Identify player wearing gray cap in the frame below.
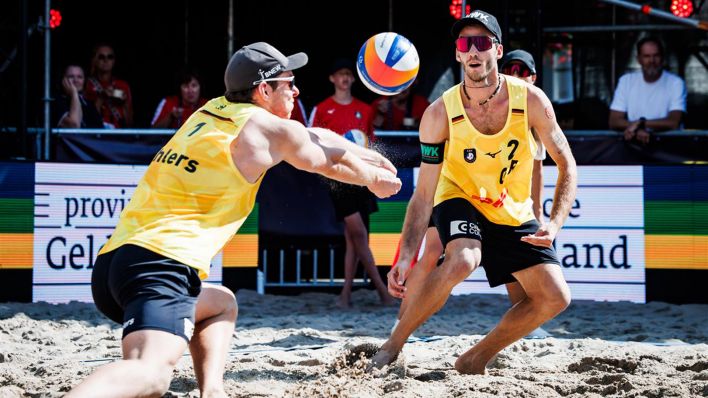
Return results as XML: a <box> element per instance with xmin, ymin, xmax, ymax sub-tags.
<box><xmin>67</xmin><ymin>42</ymin><xmax>401</xmax><ymax>398</ymax></box>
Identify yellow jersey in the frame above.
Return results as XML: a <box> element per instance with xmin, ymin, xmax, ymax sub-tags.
<box><xmin>435</xmin><ymin>75</ymin><xmax>537</xmax><ymax>226</ymax></box>
<box><xmin>99</xmin><ymin>97</ymin><xmax>263</xmax><ymax>279</ymax></box>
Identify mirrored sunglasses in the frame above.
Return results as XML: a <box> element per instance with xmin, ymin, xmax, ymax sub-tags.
<box><xmin>455</xmin><ymin>36</ymin><xmax>498</xmax><ymax>52</ymax></box>
<box><xmin>501</xmin><ymin>63</ymin><xmax>532</xmax><ymax>78</ymax></box>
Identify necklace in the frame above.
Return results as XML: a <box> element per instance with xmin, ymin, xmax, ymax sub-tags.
<box><xmin>462</xmin><ymin>75</ymin><xmax>503</xmax><ymax>106</ymax></box>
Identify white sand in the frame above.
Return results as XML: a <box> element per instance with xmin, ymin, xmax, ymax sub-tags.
<box><xmin>1</xmin><ymin>289</ymin><xmax>707</xmax><ymax>397</ymax></box>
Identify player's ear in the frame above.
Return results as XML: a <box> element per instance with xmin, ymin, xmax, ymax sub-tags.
<box><xmin>496</xmin><ymin>44</ymin><xmax>504</xmax><ymax>60</ymax></box>
<box><xmin>255</xmin><ymin>81</ymin><xmax>270</xmax><ymax>99</ymax></box>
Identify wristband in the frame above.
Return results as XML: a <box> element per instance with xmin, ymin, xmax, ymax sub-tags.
<box><xmin>420</xmin><ymin>142</ymin><xmax>445</xmax><ymax>164</ymax></box>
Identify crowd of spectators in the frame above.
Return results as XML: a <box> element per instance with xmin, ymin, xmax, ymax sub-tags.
<box><xmin>54</xmin><ymin>36</ymin><xmax>688</xmax><ymax>141</ymax></box>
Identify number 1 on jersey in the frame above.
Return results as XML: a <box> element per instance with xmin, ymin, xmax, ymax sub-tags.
<box><xmin>187</xmin><ymin>122</ymin><xmax>206</xmax><ymax>137</ymax></box>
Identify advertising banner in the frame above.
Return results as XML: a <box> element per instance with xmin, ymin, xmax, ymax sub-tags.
<box><xmin>32</xmin><ymin>163</ymin><xmax>223</xmax><ymax>303</ymax></box>
<box><xmin>451</xmin><ymin>166</ymin><xmax>646</xmax><ymax>302</ymax></box>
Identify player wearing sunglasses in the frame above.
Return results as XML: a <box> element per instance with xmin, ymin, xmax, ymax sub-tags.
<box><xmin>67</xmin><ymin>42</ymin><xmax>401</xmax><ymax>398</ymax></box>
<box><xmin>372</xmin><ymin>10</ymin><xmax>577</xmax><ymax>375</ymax></box>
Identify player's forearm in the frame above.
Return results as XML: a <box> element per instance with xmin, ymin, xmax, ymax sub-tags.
<box><xmin>531</xmin><ymin>163</ymin><xmax>543</xmax><ymax>222</ymax></box>
<box><xmin>549</xmin><ymin>162</ymin><xmax>577</xmax><ymax>229</ymax></box>
<box><xmin>321</xmin><ymin>150</ymin><xmax>380</xmax><ymax>187</ymax></box>
<box><xmin>398</xmin><ymin>193</ymin><xmax>433</xmax><ymax>264</ymax></box>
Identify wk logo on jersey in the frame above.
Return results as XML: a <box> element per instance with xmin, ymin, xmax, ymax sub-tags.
<box><xmin>464</xmin><ymin>148</ymin><xmax>476</xmax><ymax>163</ymax></box>
<box><xmin>485</xmin><ymin>150</ymin><xmax>502</xmax><ymax>158</ymax></box>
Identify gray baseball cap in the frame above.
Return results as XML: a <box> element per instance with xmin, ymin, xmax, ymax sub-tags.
<box><xmin>451</xmin><ymin>10</ymin><xmax>502</xmax><ymax>43</ymax></box>
<box><xmin>500</xmin><ymin>49</ymin><xmax>536</xmax><ymax>74</ymax></box>
<box><xmin>224</xmin><ymin>42</ymin><xmax>308</xmax><ymax>92</ymax></box>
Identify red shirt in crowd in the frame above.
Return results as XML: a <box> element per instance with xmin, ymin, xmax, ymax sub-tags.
<box><xmin>310</xmin><ymin>97</ymin><xmax>374</xmax><ymax>140</ymax></box>
<box><xmin>84</xmin><ymin>77</ymin><xmax>133</xmax><ymax>128</ymax></box>
<box><xmin>370</xmin><ymin>94</ymin><xmax>429</xmax><ymax>130</ymax></box>
<box><xmin>150</xmin><ymin>96</ymin><xmax>208</xmax><ymax>129</ymax></box>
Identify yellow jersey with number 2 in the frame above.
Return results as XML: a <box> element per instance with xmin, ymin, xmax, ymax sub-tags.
<box><xmin>435</xmin><ymin>75</ymin><xmax>537</xmax><ymax>226</ymax></box>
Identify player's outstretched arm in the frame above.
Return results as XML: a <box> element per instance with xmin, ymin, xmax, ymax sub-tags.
<box><xmin>307</xmin><ymin>127</ymin><xmax>397</xmax><ymax>175</ymax></box>
<box><xmin>522</xmin><ymin>86</ymin><xmax>577</xmax><ymax>248</ymax></box>
<box><xmin>274</xmin><ymin>119</ymin><xmax>401</xmax><ymax>198</ymax></box>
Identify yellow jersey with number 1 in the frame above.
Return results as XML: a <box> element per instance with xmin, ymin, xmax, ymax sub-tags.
<box><xmin>99</xmin><ymin>97</ymin><xmax>263</xmax><ymax>279</ymax></box>
<box><xmin>435</xmin><ymin>75</ymin><xmax>537</xmax><ymax>226</ymax></box>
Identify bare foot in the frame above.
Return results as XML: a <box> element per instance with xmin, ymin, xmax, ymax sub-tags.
<box><xmin>336</xmin><ymin>296</ymin><xmax>352</xmax><ymax>309</ymax></box>
<box><xmin>380</xmin><ymin>294</ymin><xmax>397</xmax><ymax>306</ymax></box>
<box><xmin>454</xmin><ymin>350</ymin><xmax>488</xmax><ymax>375</ymax></box>
<box><xmin>367</xmin><ymin>347</ymin><xmax>399</xmax><ymax>371</ymax></box>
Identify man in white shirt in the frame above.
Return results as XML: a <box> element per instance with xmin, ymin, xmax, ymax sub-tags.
<box><xmin>608</xmin><ymin>37</ymin><xmax>686</xmax><ymax>144</ymax></box>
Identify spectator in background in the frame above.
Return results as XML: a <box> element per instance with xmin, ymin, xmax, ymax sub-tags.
<box><xmin>85</xmin><ymin>43</ymin><xmax>134</xmax><ymax>128</ymax></box>
<box><xmin>53</xmin><ymin>64</ymin><xmax>104</xmax><ymax>128</ymax></box>
<box><xmin>371</xmin><ymin>83</ymin><xmax>429</xmax><ymax>131</ymax></box>
<box><xmin>310</xmin><ymin>58</ymin><xmax>393</xmax><ymax>308</ymax></box>
<box><xmin>500</xmin><ymin>49</ymin><xmax>546</xmax><ymax>224</ymax></box>
<box><xmin>151</xmin><ymin>68</ymin><xmax>208</xmax><ymax>129</ymax></box>
<box><xmin>608</xmin><ymin>37</ymin><xmax>686</xmax><ymax>144</ymax></box>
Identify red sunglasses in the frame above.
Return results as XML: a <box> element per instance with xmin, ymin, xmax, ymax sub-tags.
<box><xmin>455</xmin><ymin>36</ymin><xmax>498</xmax><ymax>52</ymax></box>
<box><xmin>501</xmin><ymin>63</ymin><xmax>532</xmax><ymax>78</ymax></box>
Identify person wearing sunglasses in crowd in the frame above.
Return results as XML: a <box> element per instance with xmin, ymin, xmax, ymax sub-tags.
<box><xmin>84</xmin><ymin>43</ymin><xmax>134</xmax><ymax>128</ymax></box>
<box><xmin>371</xmin><ymin>10</ymin><xmax>577</xmax><ymax>374</ymax></box>
<box><xmin>66</xmin><ymin>42</ymin><xmax>401</xmax><ymax>398</ymax></box>
<box><xmin>387</xmin><ymin>48</ymin><xmax>553</xmax><ymax>342</ymax></box>
<box><xmin>310</xmin><ymin>58</ymin><xmax>395</xmax><ymax>309</ymax></box>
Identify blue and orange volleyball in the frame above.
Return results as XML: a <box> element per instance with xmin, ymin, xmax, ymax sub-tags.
<box><xmin>356</xmin><ymin>32</ymin><xmax>419</xmax><ymax>96</ymax></box>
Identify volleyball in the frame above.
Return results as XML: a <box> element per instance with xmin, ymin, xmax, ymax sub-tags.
<box><xmin>356</xmin><ymin>32</ymin><xmax>419</xmax><ymax>96</ymax></box>
<box><xmin>343</xmin><ymin>129</ymin><xmax>369</xmax><ymax>148</ymax></box>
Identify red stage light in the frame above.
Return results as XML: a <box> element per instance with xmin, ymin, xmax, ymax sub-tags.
<box><xmin>49</xmin><ymin>9</ymin><xmax>62</xmax><ymax>29</ymax></box>
<box><xmin>449</xmin><ymin>0</ymin><xmax>471</xmax><ymax>20</ymax></box>
<box><xmin>670</xmin><ymin>0</ymin><xmax>694</xmax><ymax>17</ymax></box>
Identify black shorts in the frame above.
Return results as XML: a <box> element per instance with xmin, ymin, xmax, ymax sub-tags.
<box><xmin>91</xmin><ymin>244</ymin><xmax>202</xmax><ymax>342</ymax></box>
<box><xmin>329</xmin><ymin>182</ymin><xmax>378</xmax><ymax>221</ymax></box>
<box><xmin>432</xmin><ymin>198</ymin><xmax>559</xmax><ymax>287</ymax></box>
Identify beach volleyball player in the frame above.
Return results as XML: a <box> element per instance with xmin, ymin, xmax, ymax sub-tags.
<box><xmin>370</xmin><ymin>10</ymin><xmax>577</xmax><ymax>373</ymax></box>
<box><xmin>390</xmin><ymin>49</ymin><xmax>552</xmax><ymax>339</ymax></box>
<box><xmin>66</xmin><ymin>42</ymin><xmax>401</xmax><ymax>398</ymax></box>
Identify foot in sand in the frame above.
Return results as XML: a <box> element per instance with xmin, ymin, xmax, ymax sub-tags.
<box><xmin>367</xmin><ymin>347</ymin><xmax>399</xmax><ymax>371</ymax></box>
<box><xmin>336</xmin><ymin>295</ymin><xmax>352</xmax><ymax>309</ymax></box>
<box><xmin>454</xmin><ymin>349</ymin><xmax>488</xmax><ymax>375</ymax></box>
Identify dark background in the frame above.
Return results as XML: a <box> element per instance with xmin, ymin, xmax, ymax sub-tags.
<box><xmin>1</xmin><ymin>0</ymin><xmax>706</xmax><ymax>142</ymax></box>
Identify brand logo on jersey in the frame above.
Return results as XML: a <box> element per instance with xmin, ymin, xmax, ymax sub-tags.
<box><xmin>485</xmin><ymin>150</ymin><xmax>502</xmax><ymax>158</ymax></box>
<box><xmin>464</xmin><ymin>148</ymin><xmax>476</xmax><ymax>163</ymax></box>
<box><xmin>450</xmin><ymin>220</ymin><xmax>481</xmax><ymax>238</ymax></box>
<box><xmin>123</xmin><ymin>318</ymin><xmax>135</xmax><ymax>328</ymax></box>
<box><xmin>355</xmin><ymin>111</ymin><xmax>362</xmax><ymax>119</ymax></box>
<box><xmin>327</xmin><ymin>109</ymin><xmax>335</xmax><ymax>114</ymax></box>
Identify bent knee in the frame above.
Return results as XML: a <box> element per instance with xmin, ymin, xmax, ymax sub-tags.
<box><xmin>135</xmin><ymin>360</ymin><xmax>174</xmax><ymax>396</ymax></box>
<box><xmin>445</xmin><ymin>248</ymin><xmax>480</xmax><ymax>281</ymax></box>
<box><xmin>202</xmin><ymin>285</ymin><xmax>238</xmax><ymax>321</ymax></box>
<box><xmin>544</xmin><ymin>286</ymin><xmax>571</xmax><ymax>315</ymax></box>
